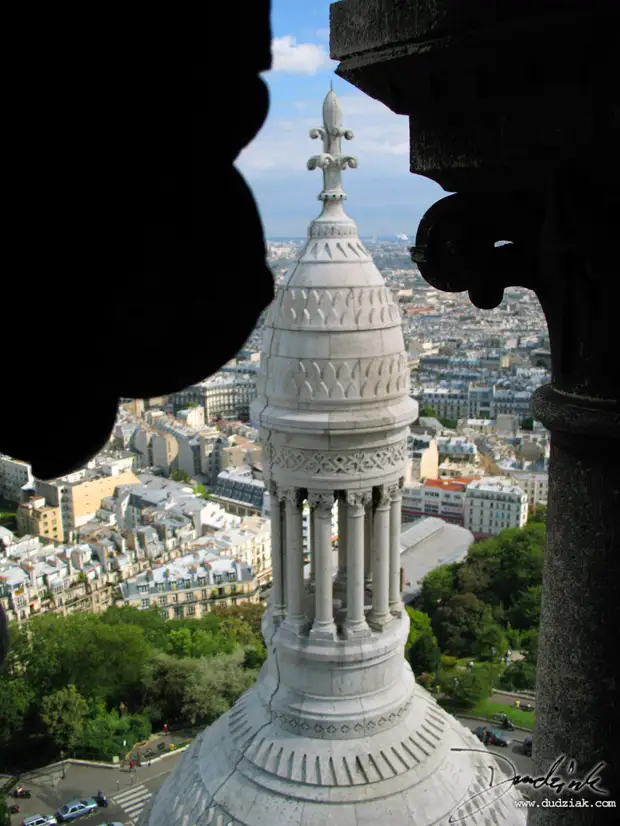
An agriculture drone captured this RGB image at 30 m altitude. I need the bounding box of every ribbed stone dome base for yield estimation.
[139,681,527,826]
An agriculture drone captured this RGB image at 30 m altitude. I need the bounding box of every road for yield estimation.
[454,714,535,790]
[12,752,184,826]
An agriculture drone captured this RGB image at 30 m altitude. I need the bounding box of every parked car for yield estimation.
[22,816,58,826]
[96,823,124,826]
[523,735,533,756]
[473,727,510,747]
[55,799,98,822]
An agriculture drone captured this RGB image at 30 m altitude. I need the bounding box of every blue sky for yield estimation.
[237,0,446,238]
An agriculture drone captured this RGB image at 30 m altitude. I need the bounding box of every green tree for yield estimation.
[167,627,193,658]
[0,679,34,749]
[472,624,508,661]
[442,669,487,708]
[520,629,539,665]
[102,605,168,650]
[194,484,209,498]
[405,607,434,653]
[41,684,89,753]
[528,504,547,523]
[409,633,441,676]
[242,645,267,670]
[182,649,259,725]
[419,404,438,419]
[419,564,459,616]
[171,469,191,483]
[499,660,537,692]
[507,584,542,631]
[432,592,494,657]
[141,653,201,724]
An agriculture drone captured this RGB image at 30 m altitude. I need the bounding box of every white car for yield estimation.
[22,816,58,826]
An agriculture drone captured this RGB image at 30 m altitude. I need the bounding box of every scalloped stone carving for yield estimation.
[275,353,409,401]
[267,441,408,475]
[278,286,401,330]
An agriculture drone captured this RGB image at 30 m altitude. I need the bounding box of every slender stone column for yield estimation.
[364,496,373,588]
[268,482,286,622]
[308,492,336,640]
[335,493,347,588]
[388,480,403,616]
[344,490,371,639]
[309,505,316,588]
[368,486,391,629]
[281,487,308,633]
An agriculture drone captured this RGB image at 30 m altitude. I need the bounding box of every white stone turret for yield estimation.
[140,91,526,826]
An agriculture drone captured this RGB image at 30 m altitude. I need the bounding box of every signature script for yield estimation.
[448,748,609,823]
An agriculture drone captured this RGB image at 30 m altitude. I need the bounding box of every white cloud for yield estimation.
[271,35,334,75]
[238,93,410,175]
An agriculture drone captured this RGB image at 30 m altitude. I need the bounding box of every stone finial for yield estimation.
[307,89,358,202]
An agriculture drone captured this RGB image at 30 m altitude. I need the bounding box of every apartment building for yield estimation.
[35,468,140,538]
[401,476,481,525]
[509,470,549,509]
[464,477,528,538]
[0,454,34,503]
[211,469,265,517]
[169,374,257,422]
[191,515,271,586]
[406,434,439,483]
[119,550,258,619]
[16,496,65,543]
[0,539,114,624]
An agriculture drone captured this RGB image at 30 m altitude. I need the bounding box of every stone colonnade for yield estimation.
[268,481,404,639]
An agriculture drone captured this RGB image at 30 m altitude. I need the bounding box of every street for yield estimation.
[11,752,184,826]
[454,715,535,786]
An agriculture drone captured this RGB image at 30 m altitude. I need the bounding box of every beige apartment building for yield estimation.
[16,496,64,542]
[36,470,140,537]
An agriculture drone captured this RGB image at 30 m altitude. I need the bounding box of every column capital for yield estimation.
[374,485,391,510]
[307,491,334,516]
[268,481,282,501]
[282,487,303,509]
[345,490,372,514]
[386,483,402,502]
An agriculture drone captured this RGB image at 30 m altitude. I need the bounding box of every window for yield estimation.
[141,598,150,609]
[186,592,194,602]
[201,589,207,600]
[186,605,196,616]
[160,609,168,619]
[158,595,168,606]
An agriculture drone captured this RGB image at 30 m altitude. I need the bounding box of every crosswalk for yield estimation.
[113,782,152,823]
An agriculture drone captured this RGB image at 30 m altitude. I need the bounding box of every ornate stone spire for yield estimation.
[307,88,358,203]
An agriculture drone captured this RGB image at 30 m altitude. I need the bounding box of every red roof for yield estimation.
[423,476,481,492]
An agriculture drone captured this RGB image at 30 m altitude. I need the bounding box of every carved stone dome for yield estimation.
[253,90,416,494]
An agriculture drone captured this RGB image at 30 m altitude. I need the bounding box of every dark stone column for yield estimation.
[526,180,620,820]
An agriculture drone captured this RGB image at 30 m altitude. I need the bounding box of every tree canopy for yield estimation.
[417,520,545,669]
[0,603,267,772]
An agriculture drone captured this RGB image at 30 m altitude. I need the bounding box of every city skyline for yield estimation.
[237,0,446,238]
